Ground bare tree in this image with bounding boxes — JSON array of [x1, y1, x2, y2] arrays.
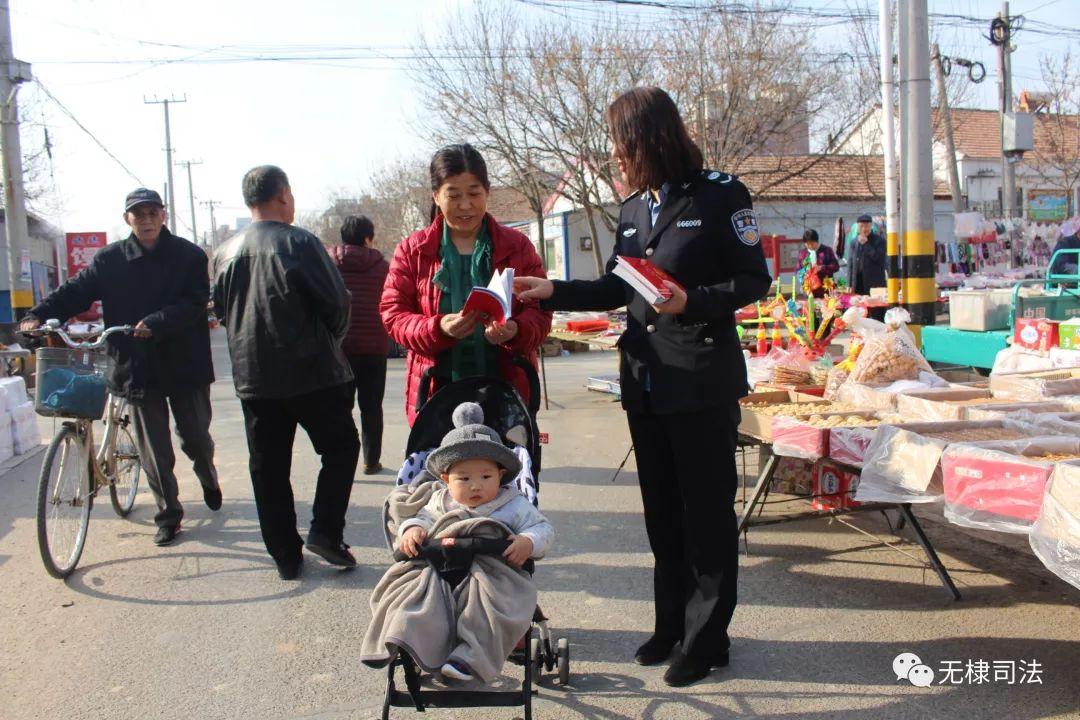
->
[[1027, 52, 1080, 210]]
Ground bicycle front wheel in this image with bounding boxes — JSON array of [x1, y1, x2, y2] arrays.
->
[[36, 425, 91, 579], [109, 425, 140, 517]]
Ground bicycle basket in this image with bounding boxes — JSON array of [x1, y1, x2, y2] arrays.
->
[[34, 347, 113, 419]]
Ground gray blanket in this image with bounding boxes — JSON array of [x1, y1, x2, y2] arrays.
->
[[359, 480, 537, 683]]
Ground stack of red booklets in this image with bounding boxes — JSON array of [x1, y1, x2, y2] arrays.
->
[[612, 256, 683, 305]]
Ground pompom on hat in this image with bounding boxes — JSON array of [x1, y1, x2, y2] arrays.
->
[[425, 402, 522, 482]]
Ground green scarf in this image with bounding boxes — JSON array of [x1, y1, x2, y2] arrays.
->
[[434, 220, 499, 382]]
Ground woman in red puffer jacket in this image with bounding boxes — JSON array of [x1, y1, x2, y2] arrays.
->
[[380, 144, 551, 426], [328, 215, 390, 474]]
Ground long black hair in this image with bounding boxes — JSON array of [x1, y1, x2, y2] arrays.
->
[[606, 87, 703, 190], [428, 143, 491, 222]]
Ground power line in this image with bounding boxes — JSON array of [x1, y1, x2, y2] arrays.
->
[[33, 79, 145, 185]]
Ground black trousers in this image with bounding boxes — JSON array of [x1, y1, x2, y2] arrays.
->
[[240, 383, 360, 566], [347, 354, 387, 468], [627, 401, 741, 660], [130, 385, 219, 528]]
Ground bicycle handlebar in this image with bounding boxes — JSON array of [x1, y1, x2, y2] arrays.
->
[[22, 320, 135, 350]]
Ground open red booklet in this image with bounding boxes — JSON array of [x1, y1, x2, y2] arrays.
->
[[463, 268, 515, 323], [612, 256, 683, 305]]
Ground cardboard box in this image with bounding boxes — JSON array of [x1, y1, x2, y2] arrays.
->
[[1014, 317, 1061, 352], [771, 412, 878, 461], [1058, 318, 1080, 350], [896, 388, 993, 421], [812, 462, 862, 510], [990, 368, 1080, 399], [738, 391, 831, 441]]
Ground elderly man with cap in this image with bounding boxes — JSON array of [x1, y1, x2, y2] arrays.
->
[[21, 188, 220, 546], [846, 213, 887, 296]]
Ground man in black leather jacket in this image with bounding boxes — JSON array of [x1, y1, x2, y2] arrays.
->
[[212, 165, 360, 580], [23, 188, 220, 547]]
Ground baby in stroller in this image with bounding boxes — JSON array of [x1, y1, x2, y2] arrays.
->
[[360, 402, 554, 685]]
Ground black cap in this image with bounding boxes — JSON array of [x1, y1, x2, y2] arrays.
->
[[856, 214, 873, 224], [125, 188, 164, 212]]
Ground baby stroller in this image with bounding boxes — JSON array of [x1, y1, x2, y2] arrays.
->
[[378, 359, 569, 720]]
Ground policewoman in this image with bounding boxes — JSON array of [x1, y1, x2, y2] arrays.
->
[[515, 86, 771, 687]]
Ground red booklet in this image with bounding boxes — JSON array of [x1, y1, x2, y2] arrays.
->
[[612, 256, 683, 304], [462, 268, 514, 323]]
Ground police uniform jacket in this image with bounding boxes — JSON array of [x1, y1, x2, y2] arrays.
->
[[545, 171, 771, 415]]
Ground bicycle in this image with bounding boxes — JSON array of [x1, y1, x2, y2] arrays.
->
[[26, 320, 143, 579]]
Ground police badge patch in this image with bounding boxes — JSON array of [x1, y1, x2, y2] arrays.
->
[[731, 209, 760, 246]]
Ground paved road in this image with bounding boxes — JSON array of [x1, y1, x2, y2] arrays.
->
[[0, 329, 1077, 719]]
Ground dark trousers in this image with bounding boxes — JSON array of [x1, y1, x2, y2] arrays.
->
[[347, 354, 387, 468], [130, 385, 219, 528], [239, 383, 360, 566], [627, 402, 741, 660]]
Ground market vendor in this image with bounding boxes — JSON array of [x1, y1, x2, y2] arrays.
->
[[1049, 227, 1080, 278], [846, 214, 886, 295], [515, 86, 771, 687], [798, 229, 840, 298]]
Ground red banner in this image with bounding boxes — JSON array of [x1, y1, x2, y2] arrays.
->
[[65, 232, 107, 321]]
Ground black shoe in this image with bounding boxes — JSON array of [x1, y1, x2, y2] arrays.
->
[[363, 463, 383, 475], [204, 486, 223, 511], [277, 556, 303, 580], [154, 524, 181, 546], [663, 651, 729, 688], [634, 634, 679, 666], [305, 533, 357, 567]]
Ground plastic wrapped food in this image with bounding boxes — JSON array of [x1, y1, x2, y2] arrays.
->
[[941, 437, 1080, 534], [1029, 463, 1080, 590], [823, 366, 849, 400], [847, 329, 934, 385], [856, 420, 1041, 505]]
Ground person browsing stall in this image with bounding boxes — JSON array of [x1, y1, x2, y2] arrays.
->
[[380, 144, 551, 426], [515, 87, 772, 687], [797, 229, 840, 298]]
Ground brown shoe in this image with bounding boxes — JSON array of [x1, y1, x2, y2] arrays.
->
[[363, 463, 383, 475]]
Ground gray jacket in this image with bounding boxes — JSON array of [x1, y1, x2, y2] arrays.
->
[[212, 220, 353, 399], [399, 486, 554, 559]]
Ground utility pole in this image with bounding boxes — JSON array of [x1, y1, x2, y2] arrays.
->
[[176, 159, 201, 243], [932, 43, 965, 215], [897, 0, 910, 308], [144, 95, 186, 234], [902, 0, 937, 333], [0, 0, 33, 320], [995, 3, 1017, 218], [880, 0, 901, 307], [201, 199, 218, 251]]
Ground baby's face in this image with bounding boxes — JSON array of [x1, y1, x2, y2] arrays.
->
[[442, 458, 505, 508]]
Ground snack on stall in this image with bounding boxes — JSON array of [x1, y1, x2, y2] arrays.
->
[[990, 368, 1080, 400], [1029, 462, 1080, 591], [941, 437, 1080, 534], [962, 401, 1073, 421], [856, 419, 1044, 505], [894, 388, 993, 421], [771, 412, 877, 461]]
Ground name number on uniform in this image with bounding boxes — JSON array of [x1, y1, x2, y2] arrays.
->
[[676, 219, 702, 228], [731, 209, 760, 246]]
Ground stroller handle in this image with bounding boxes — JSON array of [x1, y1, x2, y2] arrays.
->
[[392, 536, 535, 574], [416, 354, 542, 415]]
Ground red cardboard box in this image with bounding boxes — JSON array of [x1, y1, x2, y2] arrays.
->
[[812, 463, 862, 510], [1014, 318, 1060, 353]]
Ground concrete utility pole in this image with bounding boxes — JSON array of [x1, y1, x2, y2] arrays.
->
[[995, 3, 1017, 218], [902, 0, 937, 332], [0, 0, 33, 320], [144, 96, 186, 233], [932, 43, 965, 215], [176, 159, 201, 243], [880, 0, 901, 307], [897, 0, 910, 307], [201, 199, 218, 250]]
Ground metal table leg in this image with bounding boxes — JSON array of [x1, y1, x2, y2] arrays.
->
[[739, 452, 779, 533], [899, 503, 962, 601]]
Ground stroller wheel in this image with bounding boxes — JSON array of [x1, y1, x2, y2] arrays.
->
[[556, 638, 570, 686], [529, 637, 542, 682]]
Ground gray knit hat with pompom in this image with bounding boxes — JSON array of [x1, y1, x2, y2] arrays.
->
[[425, 402, 522, 482]]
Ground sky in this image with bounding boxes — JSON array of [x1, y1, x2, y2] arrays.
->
[[13, 0, 1080, 242]]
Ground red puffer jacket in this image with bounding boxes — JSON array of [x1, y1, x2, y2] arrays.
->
[[328, 243, 390, 356], [381, 214, 552, 426]]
